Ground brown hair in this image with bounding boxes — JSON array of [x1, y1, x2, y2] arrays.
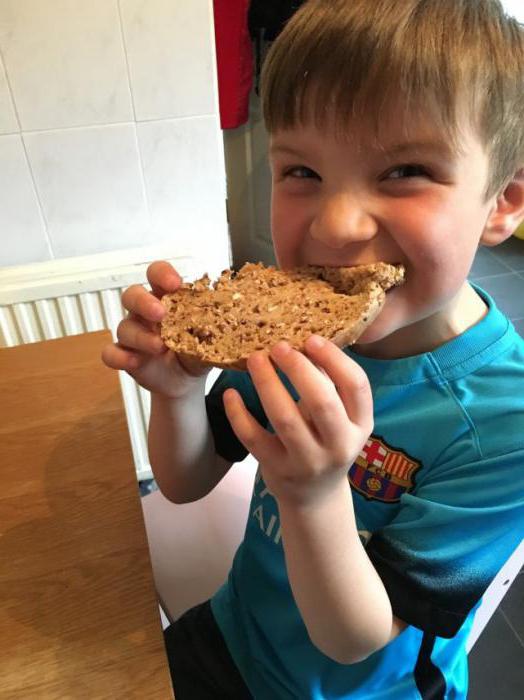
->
[[261, 0, 524, 198]]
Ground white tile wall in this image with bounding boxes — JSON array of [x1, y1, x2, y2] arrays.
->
[[120, 0, 215, 121], [0, 56, 18, 135], [137, 115, 228, 277], [24, 124, 149, 257], [501, 0, 524, 22], [0, 0, 229, 272], [0, 135, 51, 265], [0, 0, 133, 131]]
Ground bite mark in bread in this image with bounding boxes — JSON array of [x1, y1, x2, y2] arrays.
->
[[160, 262, 405, 371]]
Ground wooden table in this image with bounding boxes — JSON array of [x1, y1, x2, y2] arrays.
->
[[0, 331, 174, 699]]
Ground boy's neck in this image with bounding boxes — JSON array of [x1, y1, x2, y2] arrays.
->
[[354, 282, 488, 360]]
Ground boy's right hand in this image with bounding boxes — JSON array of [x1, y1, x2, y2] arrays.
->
[[101, 261, 210, 398]]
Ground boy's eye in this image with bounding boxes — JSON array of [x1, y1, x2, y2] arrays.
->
[[284, 166, 319, 180], [385, 164, 430, 179]]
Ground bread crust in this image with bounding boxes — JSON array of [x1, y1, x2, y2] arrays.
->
[[160, 262, 405, 371]]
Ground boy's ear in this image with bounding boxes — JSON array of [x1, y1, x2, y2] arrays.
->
[[482, 169, 524, 247]]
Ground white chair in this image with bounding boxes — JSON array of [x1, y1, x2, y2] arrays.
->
[[141, 456, 257, 625], [466, 538, 523, 652], [141, 457, 523, 650]]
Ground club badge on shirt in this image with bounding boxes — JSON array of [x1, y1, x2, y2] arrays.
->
[[349, 436, 421, 503]]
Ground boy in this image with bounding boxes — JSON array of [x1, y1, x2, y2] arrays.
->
[[102, 0, 524, 697]]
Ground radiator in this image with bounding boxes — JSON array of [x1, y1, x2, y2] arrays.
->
[[0, 248, 197, 481]]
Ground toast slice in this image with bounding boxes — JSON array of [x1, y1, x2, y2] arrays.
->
[[160, 262, 404, 371]]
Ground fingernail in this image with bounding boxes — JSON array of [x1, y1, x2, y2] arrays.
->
[[307, 335, 325, 350], [224, 388, 239, 405], [150, 304, 164, 319], [153, 336, 166, 352], [247, 351, 267, 370], [273, 340, 291, 356]]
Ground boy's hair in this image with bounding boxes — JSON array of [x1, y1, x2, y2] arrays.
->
[[261, 0, 524, 198]]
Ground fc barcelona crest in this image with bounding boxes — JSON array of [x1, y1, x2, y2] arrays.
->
[[349, 436, 421, 503]]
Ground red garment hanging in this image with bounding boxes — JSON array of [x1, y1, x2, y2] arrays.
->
[[213, 0, 253, 129]]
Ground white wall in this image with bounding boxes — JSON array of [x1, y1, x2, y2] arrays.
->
[[0, 0, 230, 278], [501, 0, 524, 23]]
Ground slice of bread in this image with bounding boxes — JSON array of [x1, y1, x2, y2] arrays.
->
[[160, 262, 404, 371]]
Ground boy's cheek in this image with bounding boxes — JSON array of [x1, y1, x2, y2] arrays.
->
[[272, 202, 310, 244], [271, 227, 301, 267]]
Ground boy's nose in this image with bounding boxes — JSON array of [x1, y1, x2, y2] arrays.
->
[[310, 194, 378, 248]]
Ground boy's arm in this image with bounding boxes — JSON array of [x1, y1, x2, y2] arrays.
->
[[148, 382, 233, 503], [223, 338, 405, 664], [278, 483, 407, 664]]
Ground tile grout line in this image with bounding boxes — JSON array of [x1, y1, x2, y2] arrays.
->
[[471, 271, 524, 282], [490, 260, 521, 274], [498, 607, 524, 649], [489, 239, 524, 274]]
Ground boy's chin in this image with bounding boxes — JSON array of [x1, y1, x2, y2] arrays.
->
[[351, 310, 406, 358], [358, 305, 398, 345], [353, 322, 390, 349]]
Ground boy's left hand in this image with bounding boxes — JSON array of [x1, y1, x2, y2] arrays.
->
[[223, 335, 373, 508]]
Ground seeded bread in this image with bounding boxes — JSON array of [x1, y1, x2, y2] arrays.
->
[[160, 262, 405, 371]]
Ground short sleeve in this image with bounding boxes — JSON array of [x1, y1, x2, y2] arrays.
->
[[366, 449, 524, 638], [205, 369, 268, 463]]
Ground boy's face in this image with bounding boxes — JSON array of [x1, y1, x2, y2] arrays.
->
[[269, 109, 503, 358]]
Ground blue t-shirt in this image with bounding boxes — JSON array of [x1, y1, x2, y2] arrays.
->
[[205, 287, 524, 699]]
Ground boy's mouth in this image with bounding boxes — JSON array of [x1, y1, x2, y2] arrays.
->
[[307, 261, 401, 268], [304, 262, 406, 296]]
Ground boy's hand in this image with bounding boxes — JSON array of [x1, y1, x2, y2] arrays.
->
[[101, 261, 210, 398], [223, 336, 373, 508]]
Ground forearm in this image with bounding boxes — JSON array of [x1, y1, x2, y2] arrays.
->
[[278, 480, 395, 664], [148, 383, 229, 503]]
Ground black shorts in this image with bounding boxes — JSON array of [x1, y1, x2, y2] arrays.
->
[[163, 600, 253, 699]]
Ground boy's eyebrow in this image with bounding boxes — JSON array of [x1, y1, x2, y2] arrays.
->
[[380, 140, 457, 160], [269, 144, 307, 159], [270, 141, 457, 160]]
